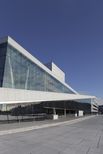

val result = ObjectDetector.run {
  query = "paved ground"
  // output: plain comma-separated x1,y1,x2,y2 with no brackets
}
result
0,115,103,154
0,116,76,131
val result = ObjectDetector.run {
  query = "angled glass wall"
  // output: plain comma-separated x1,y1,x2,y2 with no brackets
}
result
0,43,7,87
2,43,75,94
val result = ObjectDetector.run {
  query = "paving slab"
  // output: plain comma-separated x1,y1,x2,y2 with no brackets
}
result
0,116,94,136
0,115,102,154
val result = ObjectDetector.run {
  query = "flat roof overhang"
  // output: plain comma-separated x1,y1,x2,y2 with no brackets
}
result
0,88,96,105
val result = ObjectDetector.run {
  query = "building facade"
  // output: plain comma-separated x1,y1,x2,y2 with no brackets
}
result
0,36,98,117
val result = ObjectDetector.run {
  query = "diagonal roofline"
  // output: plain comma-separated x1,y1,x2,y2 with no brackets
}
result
0,36,78,94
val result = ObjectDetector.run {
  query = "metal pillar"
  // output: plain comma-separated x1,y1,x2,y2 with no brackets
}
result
53,108,56,115
6,105,9,123
64,109,66,117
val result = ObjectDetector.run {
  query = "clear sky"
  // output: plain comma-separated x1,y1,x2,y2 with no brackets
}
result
0,0,103,98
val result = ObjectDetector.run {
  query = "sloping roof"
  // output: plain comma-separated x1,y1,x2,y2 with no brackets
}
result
0,36,77,94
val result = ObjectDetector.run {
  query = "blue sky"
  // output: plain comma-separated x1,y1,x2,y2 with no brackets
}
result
0,0,103,98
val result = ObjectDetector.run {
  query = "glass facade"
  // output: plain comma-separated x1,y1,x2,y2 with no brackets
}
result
0,43,7,87
0,43,75,94
76,99,92,104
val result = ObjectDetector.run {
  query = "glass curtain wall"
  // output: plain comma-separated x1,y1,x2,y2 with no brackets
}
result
0,43,7,87
2,44,75,94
